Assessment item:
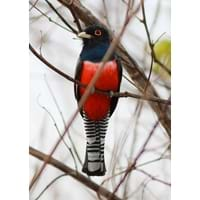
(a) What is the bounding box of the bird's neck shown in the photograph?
[80,42,114,62]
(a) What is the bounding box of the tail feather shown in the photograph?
[82,112,109,176]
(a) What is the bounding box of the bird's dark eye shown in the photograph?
[94,29,102,36]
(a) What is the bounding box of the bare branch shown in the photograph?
[37,93,78,171]
[34,174,68,200]
[29,44,171,105]
[29,0,40,11]
[102,0,111,27]
[29,1,72,32]
[30,146,122,200]
[44,76,83,166]
[140,0,171,79]
[135,169,171,187]
[44,0,78,34]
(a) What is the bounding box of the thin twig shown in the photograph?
[102,0,111,27]
[149,0,161,34]
[29,1,73,32]
[29,0,40,11]
[67,2,82,32]
[122,101,144,199]
[44,75,83,166]
[140,0,171,91]
[109,120,160,199]
[44,0,78,34]
[124,177,149,199]
[29,43,83,86]
[140,0,154,92]
[111,91,170,105]
[141,178,154,200]
[100,154,169,188]
[122,74,137,87]
[37,94,78,171]
[34,174,68,200]
[136,169,171,187]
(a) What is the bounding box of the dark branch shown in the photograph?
[44,0,78,34]
[140,0,171,77]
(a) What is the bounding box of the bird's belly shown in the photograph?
[80,61,119,121]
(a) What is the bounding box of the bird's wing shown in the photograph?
[109,56,123,117]
[74,60,84,115]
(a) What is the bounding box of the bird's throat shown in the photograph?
[80,42,111,62]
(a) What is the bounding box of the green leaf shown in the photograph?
[153,39,171,80]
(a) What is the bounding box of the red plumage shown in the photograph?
[79,60,120,121]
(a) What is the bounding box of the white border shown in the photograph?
[0,1,28,199]
[1,0,200,199]
[172,0,200,199]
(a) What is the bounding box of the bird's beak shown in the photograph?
[78,32,92,39]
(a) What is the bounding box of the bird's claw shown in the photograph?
[109,91,114,97]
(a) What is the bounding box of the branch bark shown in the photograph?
[57,0,171,138]
[30,146,122,200]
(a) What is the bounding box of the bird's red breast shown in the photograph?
[80,60,120,121]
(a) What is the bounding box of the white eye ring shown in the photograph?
[94,29,102,36]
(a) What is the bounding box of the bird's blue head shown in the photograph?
[78,25,114,62]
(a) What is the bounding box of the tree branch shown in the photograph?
[140,0,171,76]
[29,146,122,200]
[34,173,68,200]
[136,168,171,187]
[44,0,78,34]
[140,0,170,93]
[29,1,72,32]
[29,43,171,105]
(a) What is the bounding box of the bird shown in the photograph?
[74,24,122,176]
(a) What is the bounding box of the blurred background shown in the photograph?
[29,0,171,199]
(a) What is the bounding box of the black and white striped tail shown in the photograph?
[82,112,109,176]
